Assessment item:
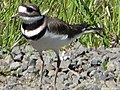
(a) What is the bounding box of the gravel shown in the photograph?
[0,43,120,90]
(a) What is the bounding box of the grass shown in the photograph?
[0,0,120,52]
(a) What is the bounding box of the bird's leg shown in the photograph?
[39,53,44,86]
[53,51,61,87]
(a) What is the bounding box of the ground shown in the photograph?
[0,41,120,90]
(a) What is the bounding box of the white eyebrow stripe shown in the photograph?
[18,6,27,13]
[29,6,36,10]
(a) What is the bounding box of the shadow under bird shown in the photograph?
[12,3,104,87]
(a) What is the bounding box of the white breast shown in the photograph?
[28,30,72,52]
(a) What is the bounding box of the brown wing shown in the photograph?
[45,16,93,38]
[46,16,71,35]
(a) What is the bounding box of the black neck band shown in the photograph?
[23,26,47,40]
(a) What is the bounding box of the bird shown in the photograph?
[12,3,103,87]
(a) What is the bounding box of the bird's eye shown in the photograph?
[27,8,34,12]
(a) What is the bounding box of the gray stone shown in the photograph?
[41,84,49,90]
[0,60,9,69]
[89,70,97,77]
[114,61,120,71]
[90,56,101,66]
[0,75,6,84]
[106,47,120,53]
[64,79,73,87]
[56,83,65,90]
[29,54,38,61]
[57,73,66,83]
[14,54,23,61]
[42,76,51,84]
[27,66,36,73]
[59,50,70,61]
[107,53,118,60]
[80,71,87,77]
[10,62,21,70]
[117,76,120,87]
[71,75,79,84]
[60,60,70,69]
[101,85,110,90]
[4,55,14,65]
[103,71,114,79]
[45,64,55,71]
[107,61,116,71]
[105,79,117,88]
[87,67,96,72]
[81,64,89,71]
[7,76,17,84]
[52,62,57,68]
[99,73,107,81]
[11,46,21,55]
[22,70,28,76]
[86,51,99,59]
[36,59,42,70]
[48,70,55,77]
[28,59,36,66]
[21,61,28,71]
[24,45,35,52]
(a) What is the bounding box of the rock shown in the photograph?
[3,84,27,90]
[105,79,117,88]
[60,60,70,69]
[29,55,38,61]
[7,76,17,84]
[117,76,120,87]
[57,73,66,83]
[10,62,21,70]
[71,75,79,84]
[56,83,65,90]
[80,71,88,78]
[27,66,36,73]
[0,75,6,83]
[89,69,97,77]
[45,64,55,71]
[88,85,101,90]
[101,85,110,90]
[24,45,35,52]
[60,50,70,61]
[48,70,55,77]
[28,59,36,66]
[107,61,116,71]
[42,76,51,84]
[36,59,42,70]
[4,55,13,65]
[90,56,101,66]
[11,46,21,55]
[86,50,99,59]
[21,61,28,71]
[106,47,120,53]
[14,54,23,61]
[64,79,73,87]
[1,41,120,90]
[104,71,115,80]
[99,73,107,81]
[0,60,9,69]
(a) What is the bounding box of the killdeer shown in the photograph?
[12,3,103,87]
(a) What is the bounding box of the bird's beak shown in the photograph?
[11,13,20,19]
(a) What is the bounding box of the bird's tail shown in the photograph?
[81,27,104,34]
[71,22,104,34]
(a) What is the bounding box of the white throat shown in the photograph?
[21,15,43,24]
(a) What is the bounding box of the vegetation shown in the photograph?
[0,0,120,52]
